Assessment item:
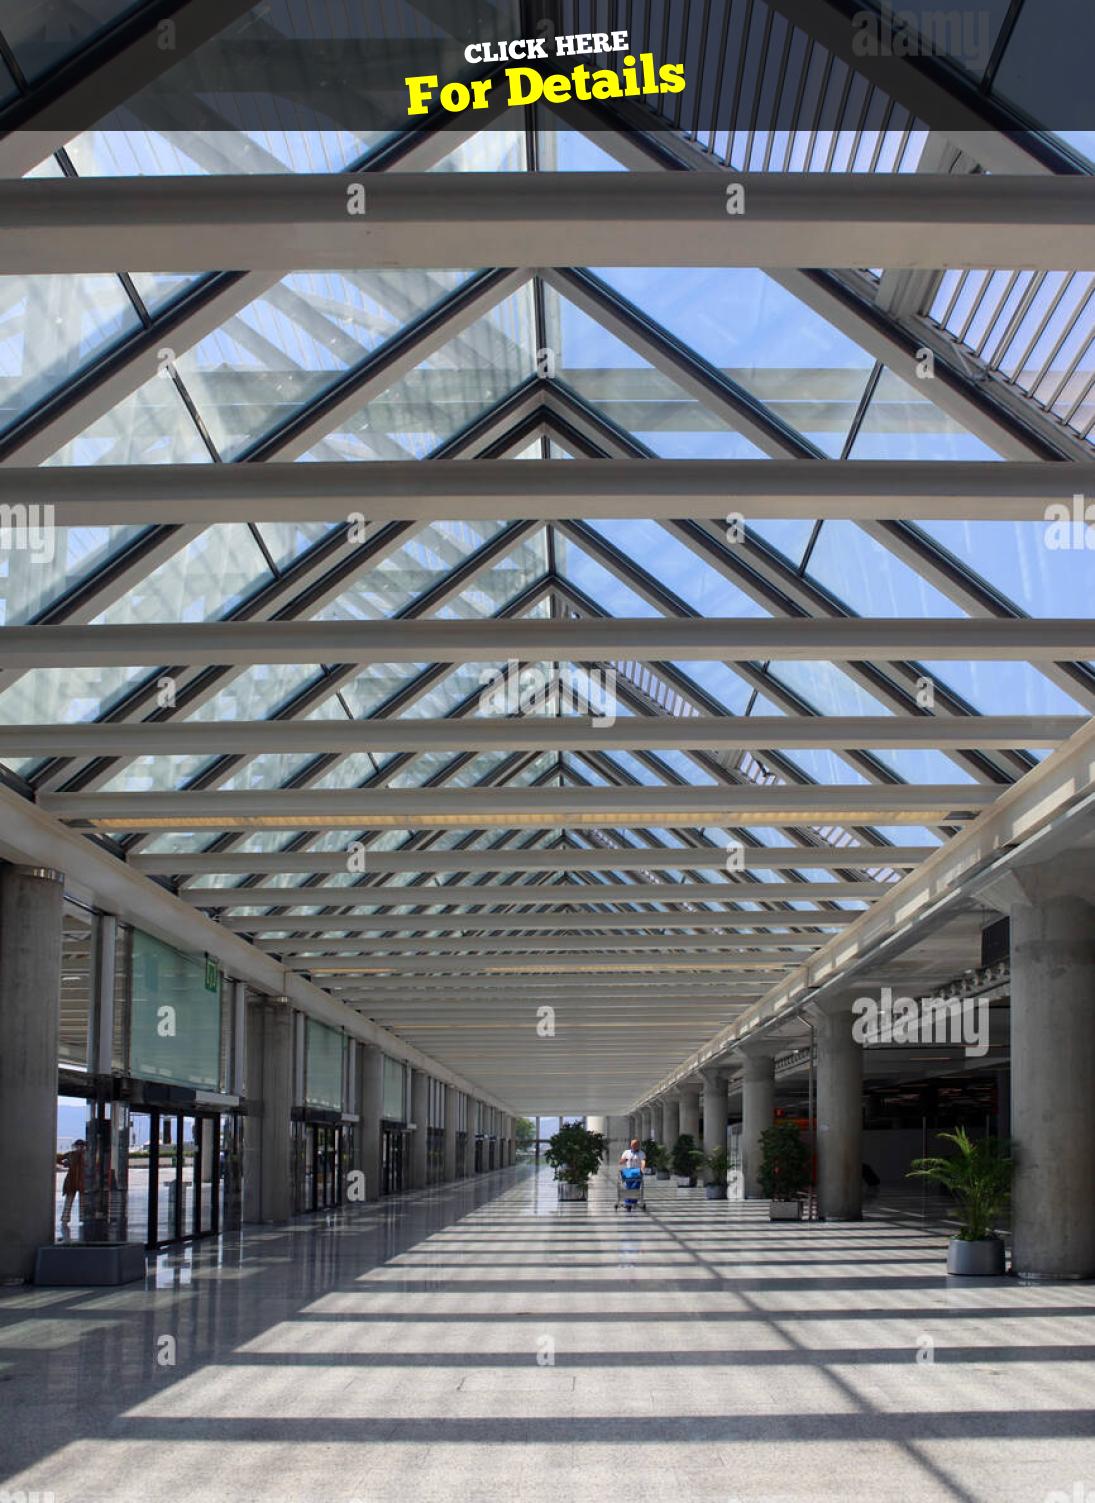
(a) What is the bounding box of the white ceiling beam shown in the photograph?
[6,615,1093,669]
[3,173,1091,272]
[7,457,1093,526]
[181,879,890,908]
[2,714,1078,756]
[44,783,999,830]
[134,845,935,875]
[218,909,865,933]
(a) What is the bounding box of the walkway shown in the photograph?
[2,1165,1094,1503]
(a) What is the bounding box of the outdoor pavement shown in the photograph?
[2,1163,1094,1503]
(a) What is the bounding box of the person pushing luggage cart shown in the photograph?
[616,1138,649,1212]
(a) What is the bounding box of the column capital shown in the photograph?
[978,854,1095,914]
[699,1064,729,1087]
[804,991,864,1023]
[734,1037,782,1059]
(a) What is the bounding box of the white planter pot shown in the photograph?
[556,1182,588,1202]
[675,1175,696,1188]
[769,1199,802,1221]
[947,1235,1005,1276]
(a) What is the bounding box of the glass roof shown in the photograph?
[1,0,1091,1106]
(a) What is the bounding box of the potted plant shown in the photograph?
[545,1123,606,1201]
[703,1145,730,1200]
[640,1137,658,1176]
[759,1121,809,1220]
[650,1143,672,1180]
[671,1133,703,1188]
[908,1128,1013,1276]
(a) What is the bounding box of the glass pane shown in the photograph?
[315,519,506,621]
[850,368,1004,460]
[1,0,141,82]
[542,283,766,457]
[0,274,141,434]
[0,523,145,626]
[64,127,386,178]
[43,374,211,467]
[594,267,875,455]
[174,269,472,459]
[298,285,537,460]
[917,520,1095,617]
[589,520,768,618]
[805,523,965,618]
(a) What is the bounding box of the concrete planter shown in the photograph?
[675,1175,696,1188]
[556,1181,588,1201]
[655,1170,671,1181]
[769,1199,802,1221]
[705,1184,728,1200]
[947,1236,1005,1276]
[642,1168,655,1177]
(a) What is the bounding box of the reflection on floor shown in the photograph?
[2,1164,1094,1502]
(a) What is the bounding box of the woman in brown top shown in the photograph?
[58,1138,86,1226]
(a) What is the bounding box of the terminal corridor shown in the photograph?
[3,1165,1095,1503]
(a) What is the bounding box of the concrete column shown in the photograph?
[678,1083,700,1139]
[651,1100,665,1142]
[410,1068,429,1189]
[701,1069,729,1158]
[442,1084,458,1181]
[739,1048,776,1199]
[357,1045,384,1200]
[243,996,264,1223]
[258,1000,293,1222]
[0,865,65,1282]
[813,1001,863,1221]
[1009,886,1095,1279]
[662,1095,680,1144]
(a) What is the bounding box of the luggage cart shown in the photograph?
[615,1166,648,1212]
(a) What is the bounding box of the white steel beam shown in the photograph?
[43,784,999,830]
[2,173,1091,272]
[5,616,1093,669]
[133,846,935,875]
[0,714,1078,756]
[6,457,1093,526]
[218,910,864,933]
[182,879,890,908]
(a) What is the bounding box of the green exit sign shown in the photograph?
[204,955,219,993]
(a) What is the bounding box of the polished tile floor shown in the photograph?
[2,1164,1094,1503]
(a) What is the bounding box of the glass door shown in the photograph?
[381,1124,406,1195]
[147,1110,221,1247]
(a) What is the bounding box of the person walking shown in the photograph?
[619,1138,646,1170]
[58,1138,86,1227]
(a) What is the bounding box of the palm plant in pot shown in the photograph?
[545,1123,607,1201]
[759,1121,809,1220]
[671,1133,704,1188]
[703,1145,730,1200]
[650,1143,672,1180]
[640,1137,658,1176]
[908,1128,1013,1275]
